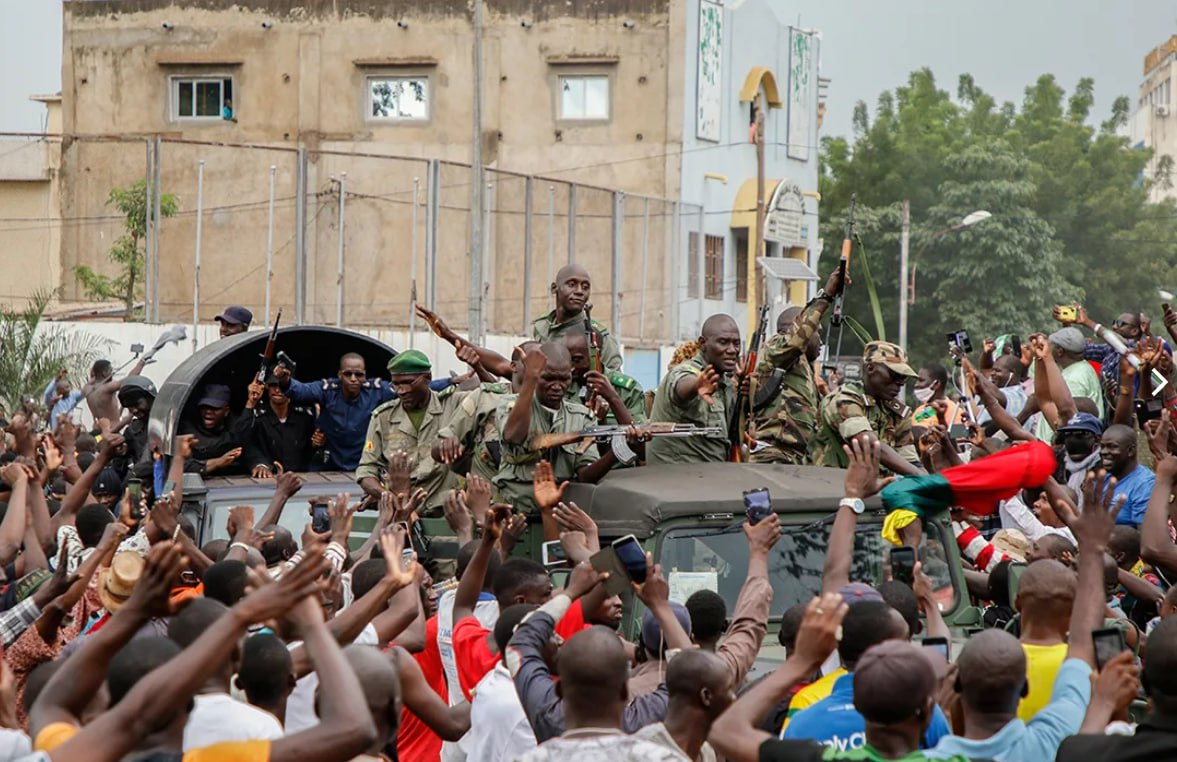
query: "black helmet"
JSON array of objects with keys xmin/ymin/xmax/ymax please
[{"xmin": 118, "ymin": 375, "xmax": 157, "ymax": 402}]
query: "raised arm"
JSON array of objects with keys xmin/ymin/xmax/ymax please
[
  {"xmin": 0, "ymin": 465, "xmax": 31, "ymax": 566},
  {"xmin": 453, "ymin": 507, "xmax": 506, "ymax": 623},
  {"xmin": 967, "ymin": 360, "xmax": 1036, "ymax": 442},
  {"xmin": 53, "ymin": 432, "xmax": 123, "ymax": 530},
  {"xmin": 393, "ymin": 647, "xmax": 472, "ymax": 742},
  {"xmin": 1141, "ymin": 454, "xmax": 1177, "ymax": 578},
  {"xmin": 1066, "ymin": 472, "xmax": 1124, "ymax": 667},
  {"xmin": 823, "ymin": 439, "xmax": 893, "ymax": 594},
  {"xmin": 501, "ymin": 348, "xmax": 545, "ymax": 445},
  {"xmin": 416, "ymin": 304, "xmax": 513, "ymax": 378}
]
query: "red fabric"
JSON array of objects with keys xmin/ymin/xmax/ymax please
[
  {"xmin": 396, "ymin": 616, "xmax": 446, "ymax": 762},
  {"xmin": 943, "ymin": 441, "xmax": 1056, "ymax": 515},
  {"xmin": 554, "ymin": 599, "xmax": 589, "ymax": 641},
  {"xmin": 453, "ymin": 616, "xmax": 498, "ymax": 702}
]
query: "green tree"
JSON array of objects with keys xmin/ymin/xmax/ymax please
[
  {"xmin": 74, "ymin": 180, "xmax": 178, "ymax": 317},
  {"xmin": 0, "ymin": 292, "xmax": 108, "ymax": 413}
]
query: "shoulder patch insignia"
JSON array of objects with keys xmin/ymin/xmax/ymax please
[
  {"xmin": 364, "ymin": 440, "xmax": 374, "ymax": 452},
  {"xmin": 608, "ymin": 372, "xmax": 636, "ymax": 390},
  {"xmin": 437, "ymin": 385, "xmax": 456, "ymax": 399},
  {"xmin": 591, "ymin": 320, "xmax": 609, "ymax": 333}
]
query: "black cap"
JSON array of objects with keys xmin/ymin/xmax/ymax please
[
  {"xmin": 92, "ymin": 467, "xmax": 124, "ymax": 496},
  {"xmin": 196, "ymin": 384, "xmax": 232, "ymax": 409},
  {"xmin": 214, "ymin": 306, "xmax": 253, "ymax": 327},
  {"xmin": 118, "ymin": 375, "xmax": 157, "ymax": 401}
]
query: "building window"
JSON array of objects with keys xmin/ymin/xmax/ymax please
[
  {"xmin": 704, "ymin": 234, "xmax": 724, "ymax": 299},
  {"xmin": 368, "ymin": 76, "xmax": 430, "ymax": 121},
  {"xmin": 734, "ymin": 231, "xmax": 748, "ymax": 303},
  {"xmin": 172, "ymin": 77, "xmax": 233, "ymax": 120},
  {"xmin": 559, "ymin": 75, "xmax": 610, "ymax": 120}
]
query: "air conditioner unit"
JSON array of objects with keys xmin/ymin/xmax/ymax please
[{"xmin": 1157, "ymin": 105, "xmax": 1170, "ymax": 117}]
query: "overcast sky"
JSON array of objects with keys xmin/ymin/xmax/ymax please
[{"xmin": 1, "ymin": 1, "xmax": 1174, "ymax": 138}]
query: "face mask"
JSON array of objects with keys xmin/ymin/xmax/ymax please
[
  {"xmin": 1064, "ymin": 438, "xmax": 1094, "ymax": 459},
  {"xmin": 913, "ymin": 386, "xmax": 936, "ymax": 404}
]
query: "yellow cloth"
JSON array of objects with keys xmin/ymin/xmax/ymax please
[
  {"xmin": 780, "ymin": 667, "xmax": 847, "ymax": 732},
  {"xmin": 1018, "ymin": 642, "xmax": 1068, "ymax": 721},
  {"xmin": 35, "ymin": 721, "xmax": 269, "ymax": 761},
  {"xmin": 882, "ymin": 509, "xmax": 920, "ymax": 546}
]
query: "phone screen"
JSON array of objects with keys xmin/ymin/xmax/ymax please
[
  {"xmin": 311, "ymin": 504, "xmax": 330, "ymax": 534},
  {"xmin": 127, "ymin": 479, "xmax": 141, "ymax": 505},
  {"xmin": 922, "ymin": 637, "xmax": 950, "ymax": 660},
  {"xmin": 1092, "ymin": 628, "xmax": 1127, "ymax": 670},
  {"xmin": 542, "ymin": 540, "xmax": 567, "ymax": 567},
  {"xmin": 590, "ymin": 547, "xmax": 631, "ymax": 597},
  {"xmin": 611, "ymin": 535, "xmax": 648, "ymax": 584},
  {"xmin": 743, "ymin": 488, "xmax": 772, "ymax": 525},
  {"xmin": 891, "ymin": 546, "xmax": 916, "ymax": 586}
]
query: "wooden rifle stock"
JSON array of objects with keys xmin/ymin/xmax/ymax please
[{"xmin": 831, "ymin": 193, "xmax": 855, "ymax": 327}]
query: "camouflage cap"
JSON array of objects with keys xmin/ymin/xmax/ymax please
[{"xmin": 863, "ymin": 341, "xmax": 917, "ymax": 377}]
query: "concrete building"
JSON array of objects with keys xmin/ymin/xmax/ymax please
[
  {"xmin": 1125, "ymin": 35, "xmax": 1177, "ymax": 202},
  {"xmin": 48, "ymin": 0, "xmax": 823, "ymax": 356}
]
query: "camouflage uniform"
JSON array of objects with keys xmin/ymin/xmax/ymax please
[
  {"xmin": 436, "ymin": 381, "xmax": 513, "ymax": 486},
  {"xmin": 567, "ymin": 371, "xmax": 648, "ymax": 424},
  {"xmin": 750, "ymin": 300, "xmax": 825, "ymax": 465},
  {"xmin": 533, "ymin": 310, "xmax": 623, "ymax": 371},
  {"xmin": 355, "ymin": 387, "xmax": 470, "ymax": 514},
  {"xmin": 493, "ymin": 395, "xmax": 600, "ymax": 513},
  {"xmin": 810, "ymin": 341, "xmax": 918, "ymax": 469},
  {"xmin": 646, "ymin": 353, "xmax": 734, "ymax": 465}
]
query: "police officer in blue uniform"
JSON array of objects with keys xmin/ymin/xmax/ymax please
[{"xmin": 274, "ymin": 351, "xmax": 452, "ymax": 472}]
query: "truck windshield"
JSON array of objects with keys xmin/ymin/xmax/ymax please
[{"xmin": 656, "ymin": 519, "xmax": 959, "ymax": 618}]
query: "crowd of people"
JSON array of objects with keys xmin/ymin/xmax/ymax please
[{"xmin": 2, "ymin": 268, "xmax": 1177, "ymax": 762}]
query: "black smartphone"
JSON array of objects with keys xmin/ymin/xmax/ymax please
[
  {"xmin": 611, "ymin": 534, "xmax": 648, "ymax": 584},
  {"xmin": 948, "ymin": 423, "xmax": 969, "ymax": 440},
  {"xmin": 946, "ymin": 330, "xmax": 973, "ymax": 354},
  {"xmin": 1135, "ymin": 397, "xmax": 1163, "ymax": 428},
  {"xmin": 589, "ymin": 547, "xmax": 630, "ymax": 597},
  {"xmin": 743, "ymin": 487, "xmax": 772, "ymax": 525},
  {"xmin": 311, "ymin": 502, "xmax": 330, "ymax": 533},
  {"xmin": 1092, "ymin": 627, "xmax": 1127, "ymax": 671},
  {"xmin": 922, "ymin": 636, "xmax": 950, "ymax": 660},
  {"xmin": 1009, "ymin": 334, "xmax": 1022, "ymax": 358},
  {"xmin": 891, "ymin": 546, "xmax": 916, "ymax": 586}
]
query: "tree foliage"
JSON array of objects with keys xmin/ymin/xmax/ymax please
[
  {"xmin": 0, "ymin": 292, "xmax": 108, "ymax": 413},
  {"xmin": 74, "ymin": 180, "xmax": 178, "ymax": 318},
  {"xmin": 819, "ymin": 69, "xmax": 1177, "ymax": 367}
]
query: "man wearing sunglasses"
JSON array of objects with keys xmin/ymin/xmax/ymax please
[
  {"xmin": 274, "ymin": 352, "xmax": 452, "ymax": 472},
  {"xmin": 810, "ymin": 341, "xmax": 923, "ymax": 475}
]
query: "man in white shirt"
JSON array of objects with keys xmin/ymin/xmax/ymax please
[
  {"xmin": 466, "ymin": 604, "xmax": 537, "ymax": 762},
  {"xmin": 168, "ymin": 599, "xmax": 285, "ymax": 750}
]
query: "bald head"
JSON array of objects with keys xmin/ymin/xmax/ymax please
[
  {"xmin": 776, "ymin": 307, "xmax": 802, "ymax": 334},
  {"xmin": 551, "ymin": 265, "xmax": 591, "ymax": 316},
  {"xmin": 1100, "ymin": 423, "xmax": 1138, "ymax": 476},
  {"xmin": 665, "ymin": 648, "xmax": 733, "ymax": 721},
  {"xmin": 342, "ymin": 645, "xmax": 401, "ymax": 742},
  {"xmin": 556, "ymin": 626, "xmax": 630, "ymax": 715},
  {"xmin": 993, "ymin": 354, "xmax": 1022, "ymax": 383},
  {"xmin": 554, "ymin": 263, "xmax": 589, "ymax": 285},
  {"xmin": 701, "ymin": 313, "xmax": 738, "ymax": 338},
  {"xmin": 1017, "ymin": 559, "xmax": 1076, "ymax": 626},
  {"xmin": 540, "ymin": 341, "xmax": 571, "ymax": 368},
  {"xmin": 956, "ymin": 629, "xmax": 1026, "ymax": 714}
]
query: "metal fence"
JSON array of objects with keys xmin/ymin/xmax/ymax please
[{"xmin": 32, "ymin": 135, "xmax": 704, "ymax": 346}]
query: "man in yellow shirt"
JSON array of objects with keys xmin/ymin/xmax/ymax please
[{"xmin": 1014, "ymin": 559, "xmax": 1076, "ymax": 720}]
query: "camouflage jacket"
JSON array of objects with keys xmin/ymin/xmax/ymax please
[
  {"xmin": 750, "ymin": 301, "xmax": 824, "ymax": 465},
  {"xmin": 533, "ymin": 310, "xmax": 623, "ymax": 371},
  {"xmin": 810, "ymin": 380, "xmax": 916, "ymax": 468}
]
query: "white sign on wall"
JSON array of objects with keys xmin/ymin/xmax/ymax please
[
  {"xmin": 764, "ymin": 181, "xmax": 807, "ymax": 247},
  {"xmin": 696, "ymin": 0, "xmax": 723, "ymax": 142},
  {"xmin": 787, "ymin": 27, "xmax": 815, "ymax": 161}
]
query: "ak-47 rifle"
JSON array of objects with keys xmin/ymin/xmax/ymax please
[
  {"xmin": 728, "ymin": 304, "xmax": 770, "ymax": 462},
  {"xmin": 528, "ymin": 423, "xmax": 725, "ymax": 452},
  {"xmin": 830, "ymin": 193, "xmax": 855, "ymax": 359},
  {"xmin": 255, "ymin": 308, "xmax": 282, "ymax": 384}
]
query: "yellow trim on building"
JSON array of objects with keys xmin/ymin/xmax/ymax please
[{"xmin": 738, "ymin": 67, "xmax": 782, "ymax": 108}]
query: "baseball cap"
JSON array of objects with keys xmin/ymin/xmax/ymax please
[
  {"xmin": 1056, "ymin": 412, "xmax": 1104, "ymax": 436},
  {"xmin": 853, "ymin": 640, "xmax": 936, "ymax": 724},
  {"xmin": 836, "ymin": 582, "xmax": 885, "ymax": 606},
  {"xmin": 1048, "ymin": 327, "xmax": 1085, "ymax": 354},
  {"xmin": 92, "ymin": 467, "xmax": 124, "ymax": 497},
  {"xmin": 640, "ymin": 601, "xmax": 692, "ymax": 654},
  {"xmin": 863, "ymin": 341, "xmax": 917, "ymax": 378},
  {"xmin": 214, "ymin": 306, "xmax": 253, "ymax": 327},
  {"xmin": 196, "ymin": 384, "xmax": 232, "ymax": 409}
]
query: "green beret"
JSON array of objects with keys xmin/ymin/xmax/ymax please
[{"xmin": 387, "ymin": 349, "xmax": 432, "ymax": 374}]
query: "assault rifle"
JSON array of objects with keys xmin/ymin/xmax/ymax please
[
  {"xmin": 728, "ymin": 304, "xmax": 770, "ymax": 462},
  {"xmin": 255, "ymin": 308, "xmax": 282, "ymax": 384},
  {"xmin": 528, "ymin": 423, "xmax": 726, "ymax": 453}
]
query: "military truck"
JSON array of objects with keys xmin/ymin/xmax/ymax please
[{"xmin": 151, "ymin": 326, "xmax": 979, "ymax": 664}]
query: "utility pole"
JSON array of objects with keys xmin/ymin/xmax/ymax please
[
  {"xmin": 898, "ymin": 199, "xmax": 910, "ymax": 351},
  {"xmin": 748, "ymin": 100, "xmax": 766, "ymax": 338},
  {"xmin": 468, "ymin": 0, "xmax": 485, "ymax": 344}
]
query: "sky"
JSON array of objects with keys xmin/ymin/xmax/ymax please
[{"xmin": 1, "ymin": 1, "xmax": 1174, "ymax": 137}]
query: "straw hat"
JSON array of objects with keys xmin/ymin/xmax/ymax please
[
  {"xmin": 98, "ymin": 552, "xmax": 145, "ymax": 612},
  {"xmin": 990, "ymin": 528, "xmax": 1031, "ymax": 563}
]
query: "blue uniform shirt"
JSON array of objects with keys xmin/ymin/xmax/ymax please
[
  {"xmin": 284, "ymin": 376, "xmax": 453, "ymax": 472},
  {"xmin": 1107, "ymin": 464, "xmax": 1156, "ymax": 527},
  {"xmin": 42, "ymin": 377, "xmax": 83, "ymax": 430},
  {"xmin": 783, "ymin": 672, "xmax": 950, "ymax": 753}
]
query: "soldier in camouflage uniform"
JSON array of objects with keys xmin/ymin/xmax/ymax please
[
  {"xmin": 563, "ymin": 331, "xmax": 647, "ymax": 424},
  {"xmin": 810, "ymin": 341, "xmax": 923, "ymax": 475},
  {"xmin": 532, "ymin": 264, "xmax": 623, "ymax": 371},
  {"xmin": 495, "ymin": 342, "xmax": 630, "ymax": 512},
  {"xmin": 750, "ymin": 268, "xmax": 843, "ymax": 464},
  {"xmin": 646, "ymin": 314, "xmax": 742, "ymax": 465},
  {"xmin": 356, "ymin": 350, "xmax": 470, "ymax": 514}
]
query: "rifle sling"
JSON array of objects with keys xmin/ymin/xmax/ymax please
[{"xmin": 752, "ymin": 368, "xmax": 786, "ymax": 413}]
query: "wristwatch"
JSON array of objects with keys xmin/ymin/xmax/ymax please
[{"xmin": 839, "ymin": 497, "xmax": 866, "ymax": 515}]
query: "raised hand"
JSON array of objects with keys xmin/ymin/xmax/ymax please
[
  {"xmin": 696, "ymin": 365, "xmax": 720, "ymax": 405},
  {"xmin": 124, "ymin": 541, "xmax": 188, "ymax": 618},
  {"xmin": 482, "ymin": 504, "xmax": 512, "ymax": 543},
  {"xmin": 435, "ymin": 437, "xmax": 465, "ymax": 465},
  {"xmin": 276, "ymin": 469, "xmax": 304, "ymax": 499},
  {"xmin": 174, "ymin": 434, "xmax": 196, "ymax": 460},
  {"xmin": 498, "ymin": 512, "xmax": 528, "ymax": 556},
  {"xmin": 378, "ymin": 525, "xmax": 419, "ymax": 589},
  {"xmin": 521, "ymin": 346, "xmax": 548, "ymax": 378},
  {"xmin": 329, "ymin": 492, "xmax": 356, "ymax": 545},
  {"xmin": 632, "ymin": 553, "xmax": 669, "ymax": 606},
  {"xmin": 532, "ymin": 460, "xmax": 569, "ymax": 513},
  {"xmin": 147, "ymin": 490, "xmax": 179, "ymax": 539},
  {"xmin": 1076, "ymin": 470, "xmax": 1126, "ymax": 550},
  {"xmin": 415, "ymin": 304, "xmax": 457, "ymax": 343},
  {"xmin": 792, "ymin": 592, "xmax": 850, "ymax": 667},
  {"xmin": 386, "ymin": 450, "xmax": 413, "ymax": 497},
  {"xmin": 236, "ymin": 545, "xmax": 329, "ymax": 625},
  {"xmin": 442, "ymin": 489, "xmax": 473, "ymax": 538},
  {"xmin": 246, "ymin": 381, "xmax": 265, "ymax": 408},
  {"xmin": 564, "ymin": 560, "xmax": 608, "ymax": 601},
  {"xmin": 464, "ymin": 473, "xmax": 493, "ymax": 529},
  {"xmin": 455, "ymin": 341, "xmax": 483, "ymax": 370},
  {"xmin": 842, "ymin": 437, "xmax": 894, "ymax": 499}
]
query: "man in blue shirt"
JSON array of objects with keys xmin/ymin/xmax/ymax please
[
  {"xmin": 43, "ymin": 370, "xmax": 83, "ymax": 429},
  {"xmin": 783, "ymin": 600, "xmax": 951, "ymax": 751},
  {"xmin": 275, "ymin": 352, "xmax": 452, "ymax": 472},
  {"xmin": 1100, "ymin": 424, "xmax": 1155, "ymax": 526}
]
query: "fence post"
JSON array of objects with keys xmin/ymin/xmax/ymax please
[
  {"xmin": 639, "ymin": 197, "xmax": 650, "ymax": 342},
  {"xmin": 522, "ymin": 176, "xmax": 534, "ymax": 333},
  {"xmin": 150, "ymin": 137, "xmax": 163, "ymax": 323},
  {"xmin": 611, "ymin": 191, "xmax": 624, "ymax": 337},
  {"xmin": 410, "ymin": 176, "xmax": 420, "ymax": 348},
  {"xmin": 425, "ymin": 159, "xmax": 439, "ymax": 310},
  {"xmin": 193, "ymin": 160, "xmax": 205, "ymax": 353},
  {"xmin": 335, "ymin": 171, "xmax": 347, "ymax": 328},
  {"xmin": 294, "ymin": 148, "xmax": 308, "ymax": 325},
  {"xmin": 265, "ymin": 165, "xmax": 276, "ymax": 328},
  {"xmin": 143, "ymin": 138, "xmax": 155, "ymax": 323},
  {"xmin": 546, "ymin": 185, "xmax": 555, "ymax": 309},
  {"xmin": 567, "ymin": 184, "xmax": 577, "ymax": 264},
  {"xmin": 670, "ymin": 201, "xmax": 681, "ymax": 341}
]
